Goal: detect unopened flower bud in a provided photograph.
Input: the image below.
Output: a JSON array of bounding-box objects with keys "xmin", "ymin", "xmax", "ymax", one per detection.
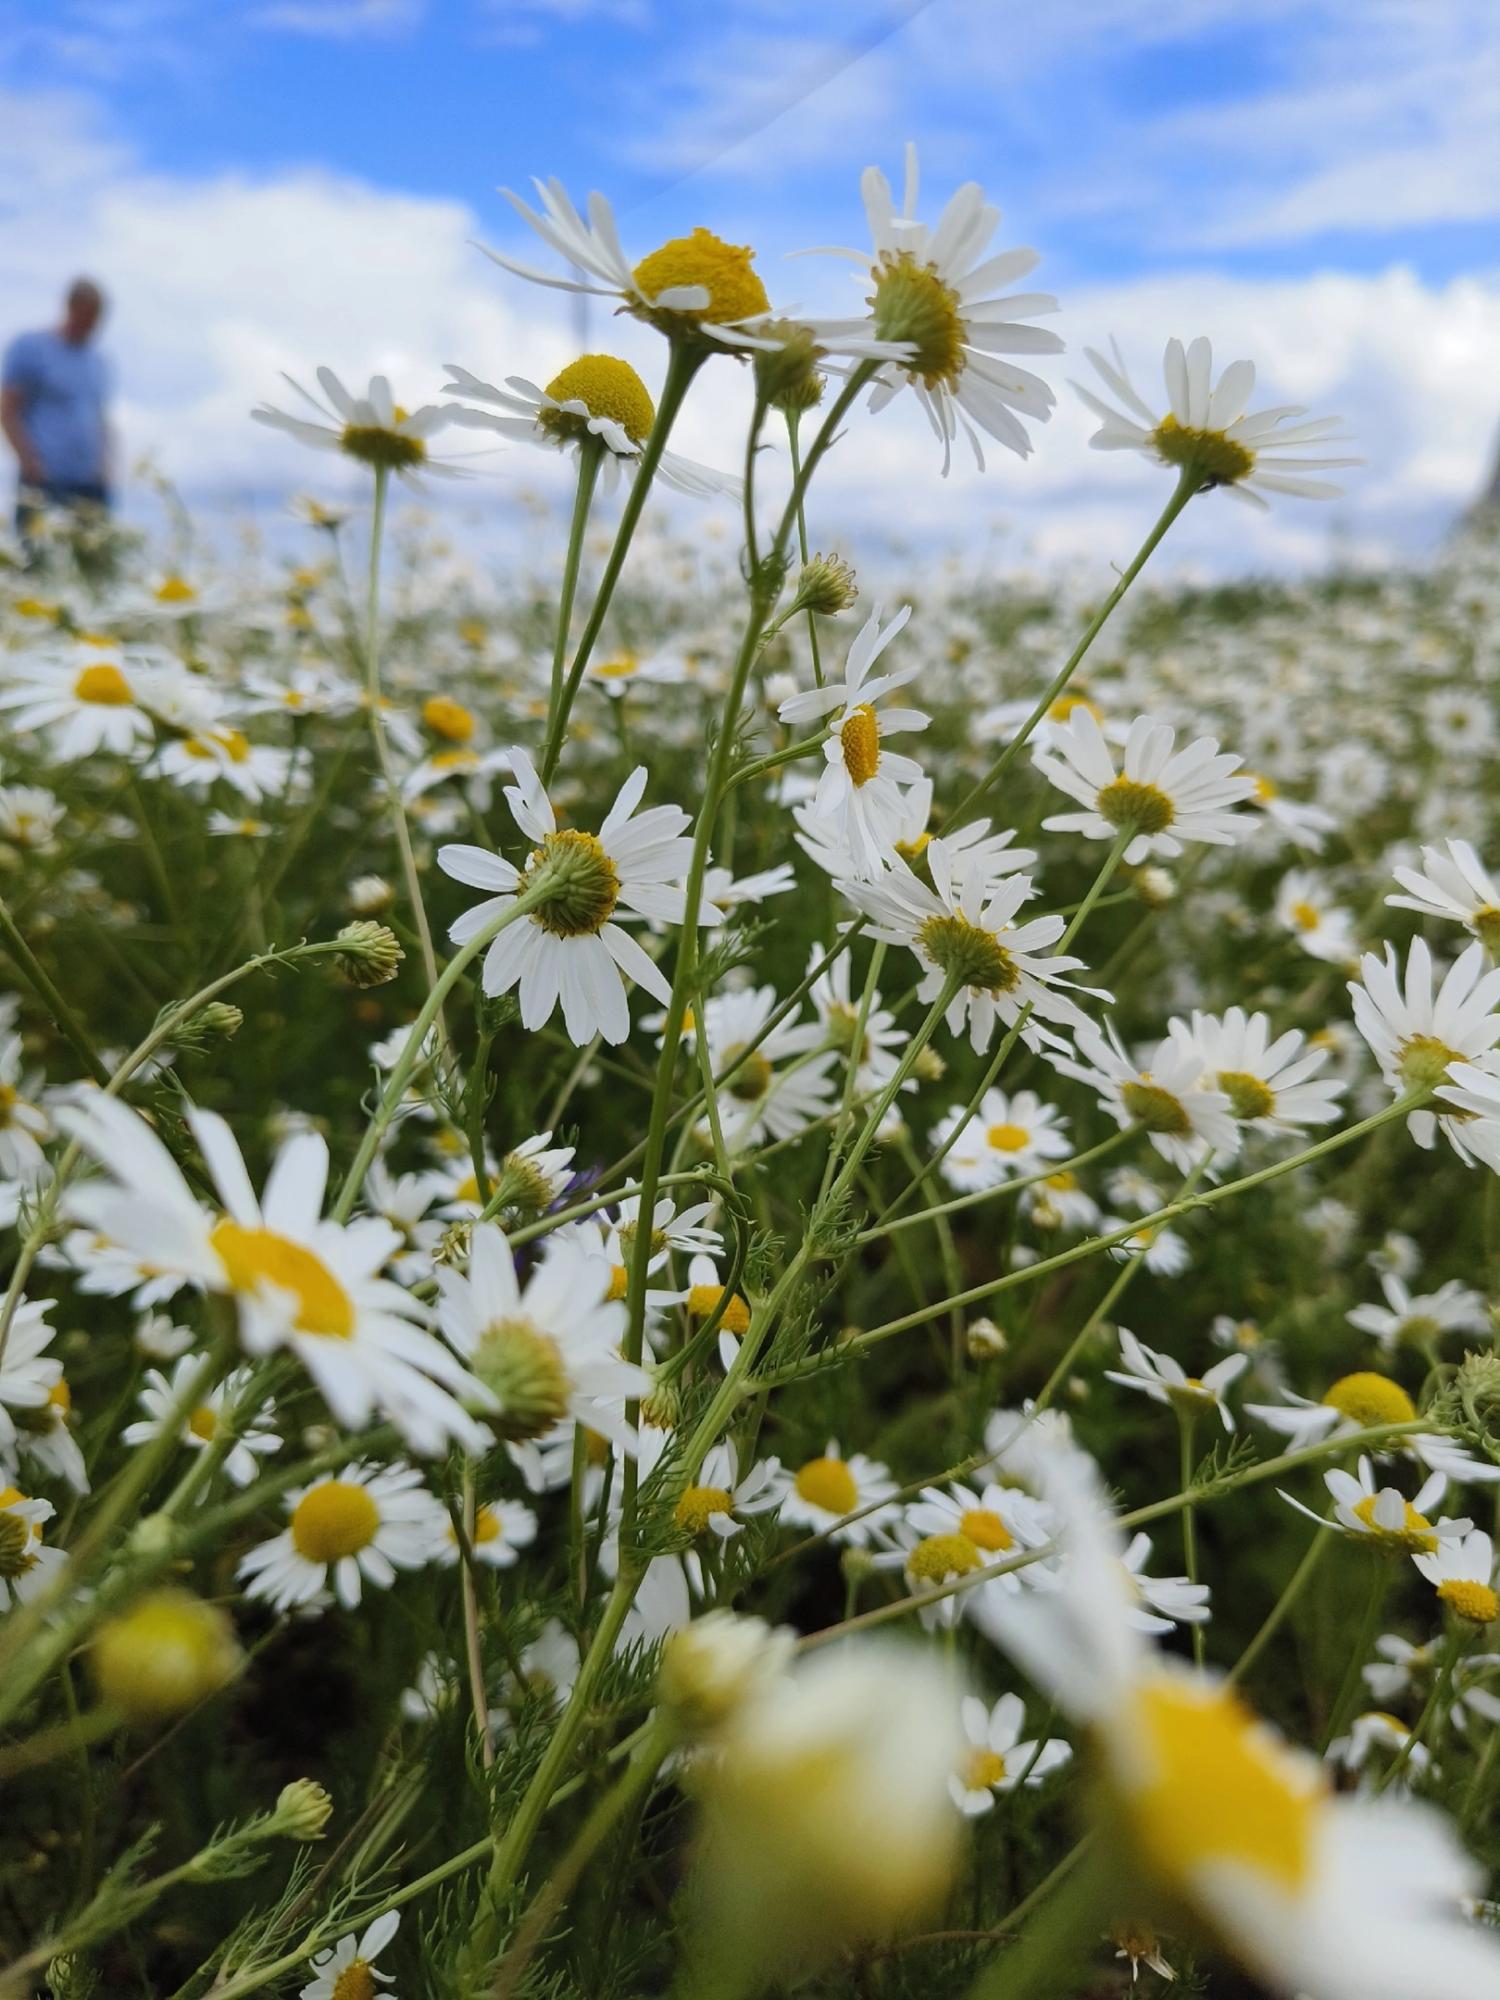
[
  {"xmin": 1133, "ymin": 865, "xmax": 1176, "ymax": 908},
  {"xmin": 839, "ymin": 1546, "xmax": 877, "ymax": 1589},
  {"xmin": 174, "ymin": 1001, "xmax": 244, "ymax": 1049},
  {"xmin": 273, "ymin": 1778, "xmax": 333, "ymax": 1841},
  {"xmin": 912, "ymin": 1046, "xmax": 946, "ymax": 1083},
  {"xmin": 752, "ymin": 323, "xmax": 827, "ymax": 414},
  {"xmin": 472, "ymin": 1320, "xmax": 571, "ymax": 1441},
  {"xmin": 660, "ymin": 1611, "xmax": 794, "ymax": 1739},
  {"xmin": 348, "ymin": 873, "xmax": 394, "ymax": 914},
  {"xmin": 92, "ymin": 1589, "xmax": 241, "ymax": 1720},
  {"xmin": 334, "ymin": 920, "xmax": 404, "ymax": 987},
  {"xmin": 790, "ymin": 552, "xmax": 858, "ymax": 618},
  {"xmin": 966, "ymin": 1316, "xmax": 1007, "ymax": 1360}
]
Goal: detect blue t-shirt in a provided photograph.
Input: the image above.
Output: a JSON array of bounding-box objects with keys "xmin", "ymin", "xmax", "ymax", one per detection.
[{"xmin": 2, "ymin": 330, "xmax": 110, "ymax": 487}]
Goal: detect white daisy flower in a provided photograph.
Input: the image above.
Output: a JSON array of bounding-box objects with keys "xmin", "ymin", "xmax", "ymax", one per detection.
[
  {"xmin": 974, "ymin": 1454, "xmax": 1500, "ymax": 2000},
  {"xmin": 1350, "ymin": 939, "xmax": 1500, "ymax": 1161},
  {"xmin": 240, "ymin": 1460, "xmax": 446, "ymax": 1612},
  {"xmin": 437, "ymin": 1494, "xmax": 538, "ymax": 1571},
  {"xmin": 1056, "ymin": 1019, "xmax": 1239, "ymax": 1173},
  {"xmin": 1388, "ymin": 839, "xmax": 1500, "ymax": 954},
  {"xmin": 702, "ymin": 860, "xmax": 796, "ymax": 916},
  {"xmin": 0, "ymin": 784, "xmax": 64, "ymax": 852},
  {"xmin": 1247, "ymin": 1371, "xmax": 1500, "ymax": 1490},
  {"xmin": 433, "ymin": 1222, "xmax": 646, "ymax": 1469},
  {"xmin": 777, "ymin": 604, "xmax": 928, "ymax": 878},
  {"xmin": 150, "ymin": 726, "xmax": 295, "ymax": 803},
  {"xmin": 0, "ymin": 639, "xmax": 164, "ymax": 761},
  {"xmin": 1413, "ymin": 1529, "xmax": 1498, "ymax": 1628},
  {"xmin": 1033, "ymin": 708, "xmax": 1253, "ymax": 865},
  {"xmin": 1106, "ymin": 1218, "xmax": 1191, "ymax": 1276},
  {"xmin": 0, "ymin": 1034, "xmax": 51, "ymax": 1180},
  {"xmin": 443, "ymin": 357, "xmax": 738, "ymax": 498},
  {"xmin": 252, "ymin": 369, "xmax": 462, "ymax": 485},
  {"xmin": 891, "ymin": 1479, "xmax": 1052, "ymax": 1628},
  {"xmin": 1276, "ymin": 868, "xmax": 1358, "ymax": 964},
  {"xmin": 438, "ymin": 749, "xmax": 706, "ymax": 1047},
  {"xmin": 0, "ymin": 1298, "xmax": 64, "ymax": 1454},
  {"xmin": 120, "ymin": 1355, "xmax": 282, "ymax": 1490},
  {"xmin": 838, "ymin": 840, "xmax": 1099, "ymax": 1056},
  {"xmin": 779, "ymin": 1439, "xmax": 897, "ymax": 1546},
  {"xmin": 1105, "ymin": 1328, "xmax": 1247, "ymax": 1431},
  {"xmin": 929, "ymin": 1087, "xmax": 1072, "ymax": 1191},
  {"xmin": 60, "ymin": 1095, "xmax": 489, "ymax": 1457},
  {"xmin": 793, "ymin": 771, "xmax": 1035, "ymax": 884},
  {"xmin": 0, "ymin": 1484, "xmax": 66, "ymax": 1609},
  {"xmin": 1178, "ymin": 1006, "xmax": 1345, "ymax": 1134},
  {"xmin": 667, "ymin": 1438, "xmax": 784, "ymax": 1548},
  {"xmin": 1283, "ymin": 1456, "xmax": 1470, "ymax": 1552},
  {"xmin": 1117, "ymin": 1531, "xmax": 1211, "ymax": 1633},
  {"xmin": 1075, "ymin": 334, "xmax": 1358, "ymax": 505},
  {"xmin": 807, "ymin": 948, "xmax": 909, "ymax": 1102},
  {"xmin": 1243, "ymin": 772, "xmax": 1336, "ymax": 852},
  {"xmin": 948, "ymin": 1693, "xmax": 1071, "ymax": 1815},
  {"xmin": 814, "ymin": 142, "xmax": 1062, "ymax": 472},
  {"xmin": 1327, "ymin": 1710, "xmax": 1430, "ymax": 1789},
  {"xmin": 1019, "ymin": 1167, "xmax": 1103, "ymax": 1233},
  {"xmin": 1347, "ymin": 1272, "xmax": 1488, "ymax": 1356},
  {"xmin": 298, "ymin": 1909, "xmax": 399, "ymax": 1999},
  {"xmin": 694, "ymin": 983, "xmax": 838, "ymax": 1151}
]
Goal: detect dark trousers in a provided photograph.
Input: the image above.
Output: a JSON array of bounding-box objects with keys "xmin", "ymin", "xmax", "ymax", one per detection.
[{"xmin": 15, "ymin": 480, "xmax": 111, "ymax": 560}]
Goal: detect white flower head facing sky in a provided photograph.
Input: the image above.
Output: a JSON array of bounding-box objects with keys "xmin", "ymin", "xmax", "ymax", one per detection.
[
  {"xmin": 810, "ymin": 142, "xmax": 1062, "ymax": 473},
  {"xmin": 1387, "ymin": 839, "xmax": 1500, "ymax": 955},
  {"xmin": 838, "ymin": 841, "xmax": 1101, "ymax": 1055},
  {"xmin": 61, "ymin": 1094, "xmax": 489, "ymax": 1457},
  {"xmin": 240, "ymin": 1460, "xmax": 446, "ymax": 1613},
  {"xmin": 1350, "ymin": 939, "xmax": 1500, "ymax": 1164},
  {"xmin": 439, "ymin": 749, "xmax": 709, "ymax": 1047},
  {"xmin": 1057, "ymin": 1018, "xmax": 1239, "ymax": 1173},
  {"xmin": 442, "ymin": 357, "xmax": 740, "ymax": 499},
  {"xmin": 252, "ymin": 368, "xmax": 462, "ymax": 485},
  {"xmin": 1035, "ymin": 708, "xmax": 1255, "ymax": 864},
  {"xmin": 1075, "ymin": 335, "xmax": 1360, "ymax": 505}
]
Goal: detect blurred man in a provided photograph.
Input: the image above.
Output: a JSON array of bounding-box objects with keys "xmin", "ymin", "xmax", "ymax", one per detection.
[{"xmin": 2, "ymin": 279, "xmax": 114, "ymax": 539}]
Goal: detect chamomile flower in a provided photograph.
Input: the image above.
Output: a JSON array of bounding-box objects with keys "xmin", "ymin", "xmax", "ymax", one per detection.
[
  {"xmin": 948, "ymin": 1693, "xmax": 1071, "ymax": 1814},
  {"xmin": 252, "ymin": 369, "xmax": 462, "ymax": 485},
  {"xmin": 1058, "ymin": 1019, "xmax": 1238, "ymax": 1173},
  {"xmin": 1105, "ymin": 1328, "xmax": 1247, "ymax": 1431},
  {"xmin": 694, "ymin": 983, "xmax": 838, "ymax": 1150},
  {"xmin": 889, "ymin": 1479, "xmax": 1051, "ymax": 1628},
  {"xmin": 668, "ymin": 1439, "xmax": 784, "ymax": 1547},
  {"xmin": 776, "ymin": 604, "xmax": 928, "ymax": 878},
  {"xmin": 436, "ymin": 1495, "xmax": 538, "ymax": 1571},
  {"xmin": 0, "ymin": 785, "xmax": 64, "ymax": 852},
  {"xmin": 444, "ymin": 358, "xmax": 738, "ymax": 499},
  {"xmin": 240, "ymin": 1460, "xmax": 446, "ymax": 1612},
  {"xmin": 298, "ymin": 1910, "xmax": 399, "ymax": 2000},
  {"xmin": 839, "ymin": 841, "xmax": 1098, "ymax": 1056},
  {"xmin": 1116, "ymin": 1532, "xmax": 1211, "ymax": 1634},
  {"xmin": 1247, "ymin": 1372, "xmax": 1500, "ymax": 1490},
  {"xmin": 0, "ymin": 639, "xmax": 163, "ymax": 760},
  {"xmin": 793, "ymin": 772, "xmax": 1035, "ymax": 884},
  {"xmin": 1285, "ymin": 1457, "xmax": 1470, "ymax": 1553},
  {"xmin": 432, "ymin": 1222, "xmax": 645, "ymax": 1462},
  {"xmin": 0, "ymin": 1297, "xmax": 64, "ymax": 1452},
  {"xmin": 1413, "ymin": 1529, "xmax": 1498, "ymax": 1627},
  {"xmin": 779, "ymin": 1440, "xmax": 897, "ymax": 1545},
  {"xmin": 1328, "ymin": 1710, "xmax": 1430, "ymax": 1789},
  {"xmin": 1075, "ymin": 334, "xmax": 1358, "ymax": 504},
  {"xmin": 0, "ymin": 1034, "xmax": 51, "ymax": 1180},
  {"xmin": 0, "ymin": 1484, "xmax": 65, "ymax": 1609},
  {"xmin": 1034, "ymin": 708, "xmax": 1253, "ymax": 865},
  {"xmin": 1020, "ymin": 1167, "xmax": 1103, "ymax": 1233},
  {"xmin": 1178, "ymin": 1006, "xmax": 1345, "ymax": 1135},
  {"xmin": 1388, "ymin": 839, "xmax": 1500, "ymax": 953},
  {"xmin": 1350, "ymin": 939, "xmax": 1500, "ymax": 1160},
  {"xmin": 807, "ymin": 949, "xmax": 909, "ymax": 1101},
  {"xmin": 60, "ymin": 1095, "xmax": 489, "ymax": 1457},
  {"xmin": 814, "ymin": 142, "xmax": 1062, "ymax": 472},
  {"xmin": 930, "ymin": 1086, "xmax": 1072, "ymax": 1190},
  {"xmin": 438, "ymin": 749, "xmax": 705, "ymax": 1047},
  {"xmin": 1347, "ymin": 1273, "xmax": 1488, "ymax": 1356},
  {"xmin": 1277, "ymin": 868, "xmax": 1358, "ymax": 963},
  {"xmin": 121, "ymin": 1356, "xmax": 282, "ymax": 1489},
  {"xmin": 151, "ymin": 726, "xmax": 294, "ymax": 803}
]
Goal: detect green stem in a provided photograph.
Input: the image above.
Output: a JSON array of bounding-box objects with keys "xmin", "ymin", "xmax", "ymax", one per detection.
[
  {"xmin": 1229, "ymin": 1524, "xmax": 1332, "ymax": 1686},
  {"xmin": 1321, "ymin": 1559, "xmax": 1391, "ymax": 1751},
  {"xmin": 1178, "ymin": 1407, "xmax": 1204, "ymax": 1668},
  {"xmin": 541, "ymin": 439, "xmax": 605, "ymax": 776},
  {"xmin": 0, "ymin": 891, "xmax": 109, "ymax": 1083}
]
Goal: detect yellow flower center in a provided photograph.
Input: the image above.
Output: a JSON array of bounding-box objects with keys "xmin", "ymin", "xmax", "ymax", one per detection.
[
  {"xmin": 1321, "ymin": 1372, "xmax": 1416, "ymax": 1429},
  {"xmin": 187, "ymin": 1405, "xmax": 218, "ymax": 1442},
  {"xmin": 1118, "ymin": 1675, "xmax": 1319, "ymax": 1901},
  {"xmin": 73, "ymin": 662, "xmax": 134, "ymax": 706},
  {"xmin": 1396, "ymin": 1033, "xmax": 1460, "ymax": 1091},
  {"xmin": 340, "ymin": 422, "xmax": 426, "ymax": 471},
  {"xmin": 185, "ymin": 728, "xmax": 250, "ymax": 763},
  {"xmin": 1438, "ymin": 1579, "xmax": 1498, "ymax": 1625},
  {"xmin": 473, "ymin": 1505, "xmax": 503, "ymax": 1546},
  {"xmin": 524, "ymin": 828, "xmax": 621, "ymax": 938},
  {"xmin": 674, "ymin": 1484, "xmax": 734, "ymax": 1536},
  {"xmin": 290, "ymin": 1480, "xmax": 380, "ymax": 1563},
  {"xmin": 1218, "ymin": 1070, "xmax": 1276, "ymax": 1121},
  {"xmin": 331, "ymin": 1960, "xmax": 377, "ymax": 2000},
  {"xmin": 0, "ymin": 1489, "xmax": 37, "ymax": 1579},
  {"xmin": 839, "ymin": 703, "xmax": 880, "ymax": 787},
  {"xmin": 541, "ymin": 355, "xmax": 656, "ymax": 446},
  {"xmin": 209, "ymin": 1220, "xmax": 355, "ymax": 1338},
  {"xmin": 1098, "ymin": 777, "xmax": 1175, "ymax": 836},
  {"xmin": 958, "ymin": 1507, "xmax": 1013, "ymax": 1553},
  {"xmin": 869, "ymin": 250, "xmax": 965, "ymax": 388},
  {"xmin": 895, "ymin": 829, "xmax": 932, "ymax": 863},
  {"xmin": 1251, "ymin": 773, "xmax": 1278, "ymax": 802},
  {"xmin": 1119, "ymin": 1080, "xmax": 1192, "ymax": 1136},
  {"xmin": 793, "ymin": 1456, "xmax": 858, "ymax": 1515},
  {"xmin": 1289, "ymin": 899, "xmax": 1321, "ymax": 931},
  {"xmin": 47, "ymin": 1379, "xmax": 71, "ymax": 1414},
  {"xmin": 918, "ymin": 913, "xmax": 1020, "ymax": 994},
  {"xmin": 963, "ymin": 1747, "xmax": 1007, "ymax": 1790},
  {"xmin": 907, "ymin": 1532, "xmax": 982, "ymax": 1584},
  {"xmin": 1048, "ymin": 691, "xmax": 1096, "ymax": 722},
  {"xmin": 422, "ymin": 694, "xmax": 474, "ymax": 742},
  {"xmin": 606, "ymin": 1263, "xmax": 628, "ymax": 1302},
  {"xmin": 1471, "ymin": 906, "xmax": 1500, "ymax": 953},
  {"xmin": 987, "ymin": 1122, "xmax": 1031, "ymax": 1153},
  {"xmin": 631, "ymin": 229, "xmax": 770, "ymax": 328},
  {"xmin": 592, "ymin": 652, "xmax": 640, "ymax": 680},
  {"xmin": 154, "ymin": 575, "xmax": 196, "ymax": 603},
  {"xmin": 1150, "ymin": 414, "xmax": 1256, "ymax": 487},
  {"xmin": 686, "ymin": 1284, "xmax": 752, "ymax": 1336},
  {"xmin": 1351, "ymin": 1494, "xmax": 1436, "ymax": 1551},
  {"xmin": 724, "ymin": 1046, "xmax": 774, "ymax": 1103}
]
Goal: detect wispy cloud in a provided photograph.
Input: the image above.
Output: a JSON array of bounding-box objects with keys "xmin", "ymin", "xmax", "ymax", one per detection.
[{"xmin": 247, "ymin": 0, "xmax": 426, "ymax": 36}]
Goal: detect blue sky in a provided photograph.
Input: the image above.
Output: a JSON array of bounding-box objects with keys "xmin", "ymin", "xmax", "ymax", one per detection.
[{"xmin": 3, "ymin": 0, "xmax": 1498, "ymax": 571}]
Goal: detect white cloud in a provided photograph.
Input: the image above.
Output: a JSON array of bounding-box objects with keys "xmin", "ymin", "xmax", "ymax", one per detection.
[{"xmin": 246, "ymin": 0, "xmax": 426, "ymax": 34}]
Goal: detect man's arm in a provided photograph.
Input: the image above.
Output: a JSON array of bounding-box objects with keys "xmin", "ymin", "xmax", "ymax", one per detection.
[{"xmin": 0, "ymin": 384, "xmax": 43, "ymax": 487}]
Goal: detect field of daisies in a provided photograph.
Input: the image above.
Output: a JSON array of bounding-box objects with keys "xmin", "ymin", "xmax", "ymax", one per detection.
[{"xmin": 2, "ymin": 148, "xmax": 1500, "ymax": 2000}]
